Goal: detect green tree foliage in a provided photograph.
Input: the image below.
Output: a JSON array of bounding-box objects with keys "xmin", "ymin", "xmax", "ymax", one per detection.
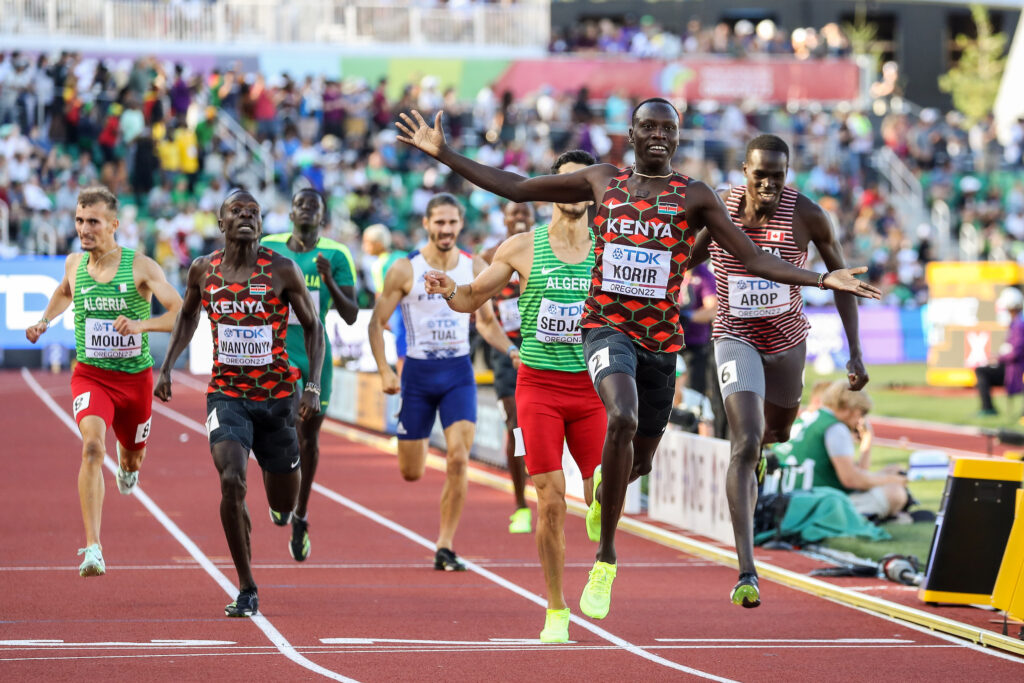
[{"xmin": 938, "ymin": 5, "xmax": 1007, "ymax": 125}]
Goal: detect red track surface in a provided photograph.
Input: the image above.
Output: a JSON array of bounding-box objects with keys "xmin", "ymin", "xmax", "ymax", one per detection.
[{"xmin": 1, "ymin": 369, "xmax": 1021, "ymax": 681}]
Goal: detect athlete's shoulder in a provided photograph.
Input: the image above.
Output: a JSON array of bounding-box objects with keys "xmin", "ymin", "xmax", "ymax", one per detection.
[
  {"xmin": 261, "ymin": 233, "xmax": 290, "ymax": 244},
  {"xmin": 315, "ymin": 236, "xmax": 348, "ymax": 252}
]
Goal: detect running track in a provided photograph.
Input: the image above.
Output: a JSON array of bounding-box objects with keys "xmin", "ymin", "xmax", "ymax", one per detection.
[{"xmin": 1, "ymin": 369, "xmax": 1021, "ymax": 681}]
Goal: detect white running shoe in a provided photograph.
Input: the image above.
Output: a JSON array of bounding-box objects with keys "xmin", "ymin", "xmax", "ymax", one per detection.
[
  {"xmin": 77, "ymin": 544, "xmax": 105, "ymax": 577},
  {"xmin": 116, "ymin": 466, "xmax": 138, "ymax": 495}
]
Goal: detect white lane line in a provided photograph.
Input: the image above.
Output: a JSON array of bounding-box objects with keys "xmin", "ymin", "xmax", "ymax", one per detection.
[
  {"xmin": 0, "ymin": 560, "xmax": 712, "ymax": 572},
  {"xmin": 152, "ymin": 391, "xmax": 735, "ymax": 681},
  {"xmin": 21, "ymin": 369, "xmax": 358, "ymax": 683}
]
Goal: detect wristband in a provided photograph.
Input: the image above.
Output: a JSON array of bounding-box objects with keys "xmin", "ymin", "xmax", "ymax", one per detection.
[
  {"xmin": 817, "ymin": 271, "xmax": 828, "ymax": 290},
  {"xmin": 304, "ymin": 382, "xmax": 321, "ymax": 396},
  {"xmin": 506, "ymin": 344, "xmax": 518, "ymax": 357},
  {"xmin": 444, "ymin": 285, "xmax": 458, "ymax": 302},
  {"xmin": 39, "ymin": 317, "xmax": 50, "ymax": 327}
]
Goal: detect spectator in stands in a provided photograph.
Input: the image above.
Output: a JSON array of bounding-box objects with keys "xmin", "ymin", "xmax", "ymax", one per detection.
[{"xmin": 975, "ymin": 286, "xmax": 1024, "ymax": 416}]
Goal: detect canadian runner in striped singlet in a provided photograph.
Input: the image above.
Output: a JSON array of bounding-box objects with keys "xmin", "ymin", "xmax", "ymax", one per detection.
[
  {"xmin": 262, "ymin": 188, "xmax": 359, "ymax": 563},
  {"xmin": 26, "ymin": 186, "xmax": 182, "ymax": 578},
  {"xmin": 479, "ymin": 201, "xmax": 536, "ymax": 535},
  {"xmin": 155, "ymin": 190, "xmax": 324, "ymax": 618},
  {"xmin": 690, "ymin": 134, "xmax": 875, "ymax": 608},
  {"xmin": 426, "ymin": 151, "xmax": 605, "ymax": 643},
  {"xmin": 367, "ymin": 193, "xmax": 516, "ymax": 572},
  {"xmin": 396, "ymin": 99, "xmax": 881, "ymax": 620}
]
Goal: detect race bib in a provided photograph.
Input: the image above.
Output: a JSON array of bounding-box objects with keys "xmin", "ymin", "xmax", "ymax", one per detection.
[
  {"xmin": 601, "ymin": 244, "xmax": 671, "ymax": 299},
  {"xmin": 536, "ymin": 297, "xmax": 584, "ymax": 344},
  {"xmin": 727, "ymin": 275, "xmax": 790, "ymax": 318},
  {"xmin": 287, "ymin": 290, "xmax": 321, "ymax": 325},
  {"xmin": 84, "ymin": 318, "xmax": 142, "ymax": 359},
  {"xmin": 217, "ymin": 323, "xmax": 273, "ymax": 366},
  {"xmin": 497, "ymin": 297, "xmax": 521, "ymax": 332}
]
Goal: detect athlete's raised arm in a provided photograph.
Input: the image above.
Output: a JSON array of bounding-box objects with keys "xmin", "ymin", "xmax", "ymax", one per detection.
[
  {"xmin": 277, "ymin": 255, "xmax": 325, "ymax": 420},
  {"xmin": 25, "ymin": 254, "xmax": 80, "ymax": 343},
  {"xmin": 397, "ymin": 109, "xmax": 613, "ymax": 205},
  {"xmin": 425, "ymin": 232, "xmax": 530, "ymax": 312},
  {"xmin": 687, "ymin": 181, "xmax": 881, "ymax": 300},
  {"xmin": 154, "ymin": 255, "xmax": 210, "ymax": 402},
  {"xmin": 115, "ymin": 252, "xmax": 182, "ymax": 336},
  {"xmin": 801, "ymin": 195, "xmax": 869, "ymax": 390},
  {"xmin": 368, "ymin": 257, "xmax": 412, "ymax": 394}
]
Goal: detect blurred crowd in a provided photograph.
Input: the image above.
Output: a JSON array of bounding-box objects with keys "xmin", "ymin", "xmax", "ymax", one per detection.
[{"xmin": 2, "ymin": 46, "xmax": 1024, "ymax": 309}]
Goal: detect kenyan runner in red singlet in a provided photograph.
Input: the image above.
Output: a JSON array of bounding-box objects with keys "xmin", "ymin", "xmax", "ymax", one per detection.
[{"xmin": 396, "ymin": 100, "xmax": 881, "ymax": 622}]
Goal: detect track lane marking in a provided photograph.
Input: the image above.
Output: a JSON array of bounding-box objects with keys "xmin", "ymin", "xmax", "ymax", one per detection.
[{"xmin": 21, "ymin": 369, "xmax": 359, "ymax": 683}]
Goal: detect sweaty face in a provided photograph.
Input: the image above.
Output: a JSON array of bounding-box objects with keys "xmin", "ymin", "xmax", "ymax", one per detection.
[
  {"xmin": 743, "ymin": 149, "xmax": 788, "ymax": 212},
  {"xmin": 424, "ymin": 204, "xmax": 463, "ymax": 252},
  {"xmin": 503, "ymin": 202, "xmax": 534, "ymax": 237},
  {"xmin": 219, "ymin": 194, "xmax": 262, "ymax": 242},
  {"xmin": 290, "ymin": 190, "xmax": 325, "ymax": 230},
  {"xmin": 75, "ymin": 204, "xmax": 118, "ymax": 252},
  {"xmin": 629, "ymin": 103, "xmax": 679, "ymax": 166},
  {"xmin": 554, "ymin": 162, "xmax": 591, "ymax": 218}
]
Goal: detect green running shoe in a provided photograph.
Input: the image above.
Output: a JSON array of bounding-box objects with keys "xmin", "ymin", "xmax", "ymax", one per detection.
[
  {"xmin": 756, "ymin": 452, "xmax": 767, "ymax": 486},
  {"xmin": 730, "ymin": 573, "xmax": 761, "ymax": 608},
  {"xmin": 77, "ymin": 543, "xmax": 105, "ymax": 577},
  {"xmin": 585, "ymin": 465, "xmax": 602, "ymax": 542},
  {"xmin": 539, "ymin": 608, "xmax": 570, "ymax": 643},
  {"xmin": 579, "ymin": 560, "xmax": 617, "ymax": 619},
  {"xmin": 509, "ymin": 507, "xmax": 532, "ymax": 534}
]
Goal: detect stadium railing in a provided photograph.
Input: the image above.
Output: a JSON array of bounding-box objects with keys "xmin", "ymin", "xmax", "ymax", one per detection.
[{"xmin": 0, "ymin": 0, "xmax": 551, "ymax": 48}]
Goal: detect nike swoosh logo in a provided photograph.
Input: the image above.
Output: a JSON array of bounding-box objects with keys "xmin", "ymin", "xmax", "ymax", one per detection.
[
  {"xmin": 290, "ymin": 456, "xmax": 300, "ymax": 469},
  {"xmin": 80, "ymin": 285, "xmax": 96, "ymax": 294},
  {"xmin": 210, "ymin": 285, "xmax": 231, "ymax": 295},
  {"xmin": 540, "ymin": 265, "xmax": 565, "ymax": 275}
]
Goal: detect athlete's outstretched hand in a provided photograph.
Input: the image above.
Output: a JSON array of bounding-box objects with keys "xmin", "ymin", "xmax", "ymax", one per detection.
[
  {"xmin": 396, "ymin": 110, "xmax": 445, "ymax": 157},
  {"xmin": 823, "ymin": 267, "xmax": 882, "ymax": 299},
  {"xmin": 847, "ymin": 356, "xmax": 869, "ymax": 391},
  {"xmin": 154, "ymin": 370, "xmax": 173, "ymax": 402},
  {"xmin": 424, "ymin": 270, "xmax": 456, "ymax": 300}
]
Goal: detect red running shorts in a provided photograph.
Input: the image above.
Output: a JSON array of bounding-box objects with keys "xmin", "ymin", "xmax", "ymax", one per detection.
[
  {"xmin": 515, "ymin": 364, "xmax": 606, "ymax": 477},
  {"xmin": 70, "ymin": 361, "xmax": 154, "ymax": 451}
]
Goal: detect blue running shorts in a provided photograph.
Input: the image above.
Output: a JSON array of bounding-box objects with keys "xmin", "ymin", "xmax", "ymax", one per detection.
[{"xmin": 396, "ymin": 355, "xmax": 477, "ymax": 440}]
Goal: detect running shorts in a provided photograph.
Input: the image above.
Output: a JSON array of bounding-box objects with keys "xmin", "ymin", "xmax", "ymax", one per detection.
[
  {"xmin": 290, "ymin": 345, "xmax": 333, "ymax": 413},
  {"xmin": 582, "ymin": 326, "xmax": 676, "ymax": 438},
  {"xmin": 490, "ymin": 346, "xmax": 518, "ymax": 400},
  {"xmin": 396, "ymin": 355, "xmax": 477, "ymax": 440},
  {"xmin": 516, "ymin": 364, "xmax": 605, "ymax": 477},
  {"xmin": 205, "ymin": 392, "xmax": 300, "ymax": 473},
  {"xmin": 714, "ymin": 338, "xmax": 806, "ymax": 408},
  {"xmin": 71, "ymin": 361, "xmax": 153, "ymax": 451}
]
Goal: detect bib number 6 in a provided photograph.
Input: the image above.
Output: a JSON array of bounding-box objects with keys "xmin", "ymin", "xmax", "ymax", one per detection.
[{"xmin": 718, "ymin": 359, "xmax": 738, "ymax": 388}]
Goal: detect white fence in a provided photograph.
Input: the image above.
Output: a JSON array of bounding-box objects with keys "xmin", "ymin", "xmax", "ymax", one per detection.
[{"xmin": 0, "ymin": 0, "xmax": 550, "ymax": 48}]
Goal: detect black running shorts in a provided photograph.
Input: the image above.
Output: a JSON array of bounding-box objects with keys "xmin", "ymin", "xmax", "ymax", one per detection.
[
  {"xmin": 582, "ymin": 326, "xmax": 677, "ymax": 437},
  {"xmin": 490, "ymin": 346, "xmax": 519, "ymax": 400},
  {"xmin": 205, "ymin": 393, "xmax": 300, "ymax": 473}
]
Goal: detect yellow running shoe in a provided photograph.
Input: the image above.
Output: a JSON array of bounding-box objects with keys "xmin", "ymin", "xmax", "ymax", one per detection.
[
  {"xmin": 509, "ymin": 507, "xmax": 532, "ymax": 534},
  {"xmin": 585, "ymin": 465, "xmax": 602, "ymax": 542},
  {"xmin": 579, "ymin": 560, "xmax": 616, "ymax": 619},
  {"xmin": 730, "ymin": 573, "xmax": 761, "ymax": 608},
  {"xmin": 539, "ymin": 608, "xmax": 570, "ymax": 643}
]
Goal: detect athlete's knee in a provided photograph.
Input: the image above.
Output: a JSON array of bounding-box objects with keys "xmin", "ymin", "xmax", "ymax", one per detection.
[
  {"xmin": 538, "ymin": 495, "xmax": 566, "ymax": 528},
  {"xmin": 445, "ymin": 452, "xmax": 468, "ymax": 480},
  {"xmin": 81, "ymin": 438, "xmax": 105, "ymax": 464},
  {"xmin": 606, "ymin": 404, "xmax": 638, "ymax": 441},
  {"xmin": 399, "ymin": 464, "xmax": 423, "ymax": 482},
  {"xmin": 219, "ymin": 469, "xmax": 247, "ymax": 501},
  {"xmin": 631, "ymin": 458, "xmax": 653, "ymax": 479},
  {"xmin": 730, "ymin": 429, "xmax": 762, "ymax": 461}
]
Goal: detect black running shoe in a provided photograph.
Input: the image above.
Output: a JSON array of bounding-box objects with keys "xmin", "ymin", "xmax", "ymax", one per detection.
[
  {"xmin": 269, "ymin": 507, "xmax": 291, "ymax": 527},
  {"xmin": 225, "ymin": 587, "xmax": 259, "ymax": 617},
  {"xmin": 289, "ymin": 517, "xmax": 310, "ymax": 562},
  {"xmin": 434, "ymin": 547, "xmax": 467, "ymax": 571}
]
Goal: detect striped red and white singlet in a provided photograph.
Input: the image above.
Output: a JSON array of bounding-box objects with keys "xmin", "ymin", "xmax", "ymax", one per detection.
[{"xmin": 710, "ymin": 186, "xmax": 810, "ymax": 353}]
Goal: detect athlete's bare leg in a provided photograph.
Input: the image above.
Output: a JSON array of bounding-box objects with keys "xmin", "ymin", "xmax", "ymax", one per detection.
[
  {"xmin": 212, "ymin": 440, "xmax": 256, "ymax": 591},
  {"xmin": 763, "ymin": 401, "xmax": 800, "ymax": 446},
  {"xmin": 262, "ymin": 468, "xmax": 300, "ymax": 520},
  {"xmin": 593, "ymin": 373, "xmax": 638, "ymax": 565},
  {"xmin": 294, "ymin": 411, "xmax": 326, "ymax": 518},
  {"xmin": 500, "ymin": 395, "xmax": 528, "ymax": 510},
  {"xmin": 77, "ymin": 415, "xmax": 107, "ymax": 548},
  {"xmin": 438, "ymin": 419, "xmax": 474, "ymax": 550},
  {"xmin": 533, "ymin": 470, "xmax": 567, "ymax": 609},
  {"xmin": 397, "ymin": 438, "xmax": 430, "ymax": 481},
  {"xmin": 724, "ymin": 391, "xmax": 764, "ymax": 577},
  {"xmin": 117, "ymin": 443, "xmax": 146, "ymax": 473}
]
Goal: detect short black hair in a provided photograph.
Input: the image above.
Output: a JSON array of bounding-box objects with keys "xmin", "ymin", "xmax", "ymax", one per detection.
[
  {"xmin": 293, "ymin": 186, "xmax": 326, "ymax": 210},
  {"xmin": 425, "ymin": 193, "xmax": 465, "ymax": 220},
  {"xmin": 631, "ymin": 97, "xmax": 680, "ymax": 127},
  {"xmin": 551, "ymin": 149, "xmax": 597, "ymax": 174},
  {"xmin": 220, "ymin": 189, "xmax": 258, "ymax": 217},
  {"xmin": 746, "ymin": 134, "xmax": 790, "ymax": 162}
]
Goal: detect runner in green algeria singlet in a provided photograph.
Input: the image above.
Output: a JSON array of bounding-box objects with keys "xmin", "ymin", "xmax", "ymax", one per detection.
[{"xmin": 74, "ymin": 248, "xmax": 153, "ymax": 372}]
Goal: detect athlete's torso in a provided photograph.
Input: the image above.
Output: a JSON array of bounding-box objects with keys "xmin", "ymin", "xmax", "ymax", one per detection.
[
  {"xmin": 711, "ymin": 186, "xmax": 810, "ymax": 353},
  {"xmin": 519, "ymin": 224, "xmax": 595, "ymax": 373},
  {"xmin": 582, "ymin": 167, "xmax": 697, "ymax": 354},
  {"xmin": 401, "ymin": 249, "xmax": 474, "ymax": 360},
  {"xmin": 203, "ymin": 246, "xmax": 296, "ymax": 400},
  {"xmin": 73, "ymin": 248, "xmax": 153, "ymax": 372}
]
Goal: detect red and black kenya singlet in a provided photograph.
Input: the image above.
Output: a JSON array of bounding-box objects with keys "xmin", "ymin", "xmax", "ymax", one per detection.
[
  {"xmin": 710, "ymin": 186, "xmax": 810, "ymax": 353},
  {"xmin": 582, "ymin": 167, "xmax": 696, "ymax": 354},
  {"xmin": 203, "ymin": 246, "xmax": 297, "ymax": 400},
  {"xmin": 492, "ymin": 275, "xmax": 522, "ymax": 343}
]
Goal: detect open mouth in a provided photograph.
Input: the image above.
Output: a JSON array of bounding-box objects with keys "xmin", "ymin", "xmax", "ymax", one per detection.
[
  {"xmin": 648, "ymin": 145, "xmax": 669, "ymax": 155},
  {"xmin": 237, "ymin": 223, "xmax": 255, "ymax": 234}
]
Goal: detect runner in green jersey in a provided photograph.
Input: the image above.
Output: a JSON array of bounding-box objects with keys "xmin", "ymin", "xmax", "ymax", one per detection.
[
  {"xmin": 261, "ymin": 187, "xmax": 358, "ymax": 562},
  {"xmin": 26, "ymin": 186, "xmax": 182, "ymax": 577},
  {"xmin": 425, "ymin": 151, "xmax": 607, "ymax": 644}
]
